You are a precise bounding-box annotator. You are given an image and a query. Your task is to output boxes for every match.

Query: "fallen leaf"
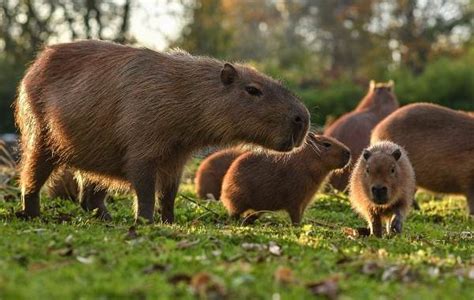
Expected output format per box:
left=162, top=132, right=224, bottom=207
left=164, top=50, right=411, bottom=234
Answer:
left=306, top=277, right=339, bottom=300
left=268, top=242, right=282, bottom=256
left=168, top=273, right=192, bottom=285
left=191, top=272, right=227, bottom=299
left=176, top=239, right=200, bottom=249
left=142, top=263, right=168, bottom=274
left=76, top=256, right=94, bottom=264
left=54, top=246, right=74, bottom=257
left=241, top=242, right=266, bottom=251
left=362, top=261, right=381, bottom=275
left=274, top=266, right=294, bottom=284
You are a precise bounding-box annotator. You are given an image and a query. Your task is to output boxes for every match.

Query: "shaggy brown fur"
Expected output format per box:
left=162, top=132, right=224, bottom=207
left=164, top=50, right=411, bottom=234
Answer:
left=349, top=141, right=415, bottom=237
left=195, top=148, right=246, bottom=200
left=15, top=40, right=310, bottom=223
left=221, top=133, right=351, bottom=224
left=324, top=81, right=399, bottom=191
left=372, top=103, right=474, bottom=215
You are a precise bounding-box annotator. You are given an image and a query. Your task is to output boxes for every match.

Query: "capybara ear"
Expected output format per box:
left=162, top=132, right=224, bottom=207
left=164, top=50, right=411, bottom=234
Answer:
left=392, top=149, right=401, bottom=161
left=369, top=80, right=375, bottom=91
left=387, top=80, right=394, bottom=90
left=363, top=150, right=371, bottom=160
left=220, top=63, right=238, bottom=85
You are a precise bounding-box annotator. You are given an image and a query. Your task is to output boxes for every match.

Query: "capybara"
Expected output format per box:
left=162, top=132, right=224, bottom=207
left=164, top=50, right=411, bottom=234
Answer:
left=45, top=168, right=79, bottom=202
left=15, top=40, right=310, bottom=223
left=221, top=133, right=351, bottom=224
left=195, top=148, right=246, bottom=200
left=372, top=103, right=474, bottom=215
left=324, top=81, right=399, bottom=191
left=349, top=141, right=415, bottom=237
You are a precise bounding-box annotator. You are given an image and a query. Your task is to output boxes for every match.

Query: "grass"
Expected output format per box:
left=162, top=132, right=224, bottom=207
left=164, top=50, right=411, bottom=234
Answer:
left=0, top=165, right=473, bottom=299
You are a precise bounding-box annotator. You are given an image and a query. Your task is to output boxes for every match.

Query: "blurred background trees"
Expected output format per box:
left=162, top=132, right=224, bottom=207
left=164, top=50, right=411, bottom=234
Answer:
left=0, top=0, right=473, bottom=132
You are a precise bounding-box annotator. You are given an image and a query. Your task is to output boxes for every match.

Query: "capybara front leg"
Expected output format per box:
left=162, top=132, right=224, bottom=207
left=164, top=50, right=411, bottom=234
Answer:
left=288, top=208, right=302, bottom=225
left=467, top=189, right=474, bottom=216
left=390, top=210, right=403, bottom=234
left=368, top=215, right=383, bottom=237
left=79, top=182, right=111, bottom=221
left=18, top=147, right=56, bottom=219
left=159, top=180, right=179, bottom=224
left=130, top=169, right=156, bottom=224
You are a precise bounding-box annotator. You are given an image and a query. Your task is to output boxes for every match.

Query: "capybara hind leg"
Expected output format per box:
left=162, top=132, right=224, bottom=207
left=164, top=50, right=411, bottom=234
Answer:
left=18, top=148, right=55, bottom=218
left=467, top=190, right=474, bottom=216
left=368, top=215, right=383, bottom=237
left=79, top=182, right=111, bottom=221
left=159, top=179, right=179, bottom=224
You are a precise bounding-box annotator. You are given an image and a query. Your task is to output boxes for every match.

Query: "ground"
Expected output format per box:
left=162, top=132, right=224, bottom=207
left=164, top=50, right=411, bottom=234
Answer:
left=0, top=166, right=473, bottom=299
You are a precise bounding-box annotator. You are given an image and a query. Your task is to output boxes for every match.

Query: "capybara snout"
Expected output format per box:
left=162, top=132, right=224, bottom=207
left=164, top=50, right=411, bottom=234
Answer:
left=371, top=185, right=388, bottom=204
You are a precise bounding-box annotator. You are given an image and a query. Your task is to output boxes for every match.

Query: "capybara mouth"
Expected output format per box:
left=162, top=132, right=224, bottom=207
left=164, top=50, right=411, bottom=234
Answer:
left=277, top=134, right=296, bottom=152
left=372, top=194, right=388, bottom=205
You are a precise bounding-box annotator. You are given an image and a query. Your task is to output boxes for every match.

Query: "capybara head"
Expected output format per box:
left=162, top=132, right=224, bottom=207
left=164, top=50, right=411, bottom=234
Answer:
left=214, top=63, right=310, bottom=152
left=305, top=133, right=351, bottom=171
left=358, top=143, right=405, bottom=205
left=369, top=80, right=397, bottom=106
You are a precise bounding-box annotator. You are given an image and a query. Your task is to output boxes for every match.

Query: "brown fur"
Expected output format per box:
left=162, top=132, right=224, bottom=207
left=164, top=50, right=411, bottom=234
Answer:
left=14, top=40, right=310, bottom=223
left=221, top=133, right=351, bottom=224
left=194, top=148, right=246, bottom=200
left=324, top=81, right=399, bottom=191
left=372, top=103, right=474, bottom=214
left=349, top=141, right=415, bottom=237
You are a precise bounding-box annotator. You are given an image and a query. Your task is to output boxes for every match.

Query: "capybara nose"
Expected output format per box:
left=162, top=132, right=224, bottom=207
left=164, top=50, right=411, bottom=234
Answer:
left=344, top=150, right=351, bottom=160
left=371, top=186, right=388, bottom=204
left=291, top=113, right=309, bottom=148
left=292, top=114, right=305, bottom=126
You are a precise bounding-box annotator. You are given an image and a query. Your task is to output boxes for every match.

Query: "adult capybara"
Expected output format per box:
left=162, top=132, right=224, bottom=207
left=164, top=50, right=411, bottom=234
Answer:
left=195, top=148, right=246, bottom=200
left=221, top=133, right=351, bottom=224
left=324, top=81, right=399, bottom=191
left=349, top=141, right=415, bottom=237
left=15, top=40, right=310, bottom=223
left=372, top=103, right=474, bottom=215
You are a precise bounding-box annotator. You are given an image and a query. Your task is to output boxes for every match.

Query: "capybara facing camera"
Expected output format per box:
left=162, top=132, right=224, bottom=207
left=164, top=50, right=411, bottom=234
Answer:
left=221, top=133, right=351, bottom=224
left=15, top=40, right=310, bottom=223
left=349, top=141, right=415, bottom=237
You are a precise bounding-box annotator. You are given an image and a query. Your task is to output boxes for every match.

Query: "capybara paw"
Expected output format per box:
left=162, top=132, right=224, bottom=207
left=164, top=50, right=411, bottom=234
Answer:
left=15, top=210, right=39, bottom=220
left=94, top=209, right=112, bottom=222
left=390, top=219, right=403, bottom=234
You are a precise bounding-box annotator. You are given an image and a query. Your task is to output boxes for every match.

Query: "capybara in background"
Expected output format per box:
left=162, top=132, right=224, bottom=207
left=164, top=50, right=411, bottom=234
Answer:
left=221, top=133, right=351, bottom=224
left=349, top=141, right=415, bottom=237
left=46, top=168, right=79, bottom=202
left=372, top=103, right=474, bottom=215
left=15, top=40, right=310, bottom=223
left=324, top=81, right=399, bottom=191
left=195, top=148, right=246, bottom=200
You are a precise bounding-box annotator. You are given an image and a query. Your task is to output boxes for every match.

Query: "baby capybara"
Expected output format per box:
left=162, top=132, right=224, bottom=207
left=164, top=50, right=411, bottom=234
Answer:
left=349, top=141, right=415, bottom=237
left=15, top=40, right=310, bottom=223
left=324, top=81, right=399, bottom=191
left=195, top=148, right=246, bottom=200
left=221, top=133, right=351, bottom=224
left=372, top=103, right=474, bottom=215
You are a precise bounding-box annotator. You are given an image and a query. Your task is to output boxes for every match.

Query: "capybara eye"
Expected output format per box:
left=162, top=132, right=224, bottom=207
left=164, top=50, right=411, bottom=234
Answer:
left=323, top=142, right=332, bottom=148
left=245, top=86, right=263, bottom=96
left=391, top=167, right=395, bottom=174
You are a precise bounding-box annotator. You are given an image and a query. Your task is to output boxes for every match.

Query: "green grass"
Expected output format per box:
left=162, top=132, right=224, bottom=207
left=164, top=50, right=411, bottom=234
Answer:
left=0, top=169, right=473, bottom=299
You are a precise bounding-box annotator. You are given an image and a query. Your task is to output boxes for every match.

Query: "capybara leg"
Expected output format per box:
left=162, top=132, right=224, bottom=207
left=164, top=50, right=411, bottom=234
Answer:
left=368, top=215, right=383, bottom=237
left=159, top=179, right=179, bottom=224
left=288, top=208, right=302, bottom=225
left=18, top=147, right=55, bottom=219
left=412, top=200, right=420, bottom=211
left=79, top=182, right=111, bottom=221
left=390, top=211, right=403, bottom=234
left=467, top=190, right=474, bottom=216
